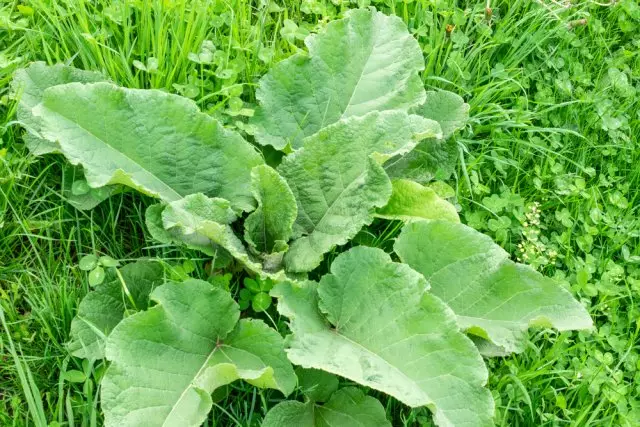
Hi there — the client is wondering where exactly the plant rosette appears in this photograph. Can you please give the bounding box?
[12,8,592,427]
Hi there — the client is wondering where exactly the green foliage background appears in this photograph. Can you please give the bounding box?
[0,0,638,425]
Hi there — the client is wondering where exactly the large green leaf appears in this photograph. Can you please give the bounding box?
[12,63,118,209]
[31,82,263,211]
[279,111,440,272]
[11,62,107,155]
[244,165,297,254]
[272,247,494,426]
[262,387,390,427]
[375,179,459,222]
[68,260,165,360]
[385,90,469,183]
[394,220,593,354]
[102,279,296,427]
[252,8,426,151]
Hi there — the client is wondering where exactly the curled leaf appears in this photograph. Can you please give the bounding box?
[252,8,426,150]
[395,220,593,354]
[273,247,494,426]
[102,279,296,427]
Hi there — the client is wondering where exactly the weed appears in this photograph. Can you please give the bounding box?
[1,0,638,426]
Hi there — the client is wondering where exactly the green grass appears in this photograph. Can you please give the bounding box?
[1,0,639,425]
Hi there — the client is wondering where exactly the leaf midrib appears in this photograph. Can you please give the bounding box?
[337,29,378,121]
[160,341,220,427]
[301,160,373,235]
[162,340,277,426]
[318,329,431,406]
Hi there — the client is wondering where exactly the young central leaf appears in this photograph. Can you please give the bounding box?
[244,165,297,254]
[145,202,231,268]
[101,279,295,427]
[31,82,263,211]
[252,8,426,150]
[394,220,593,354]
[272,247,495,427]
[154,193,281,278]
[279,111,440,272]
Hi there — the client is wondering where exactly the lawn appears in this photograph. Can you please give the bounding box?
[0,1,639,426]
